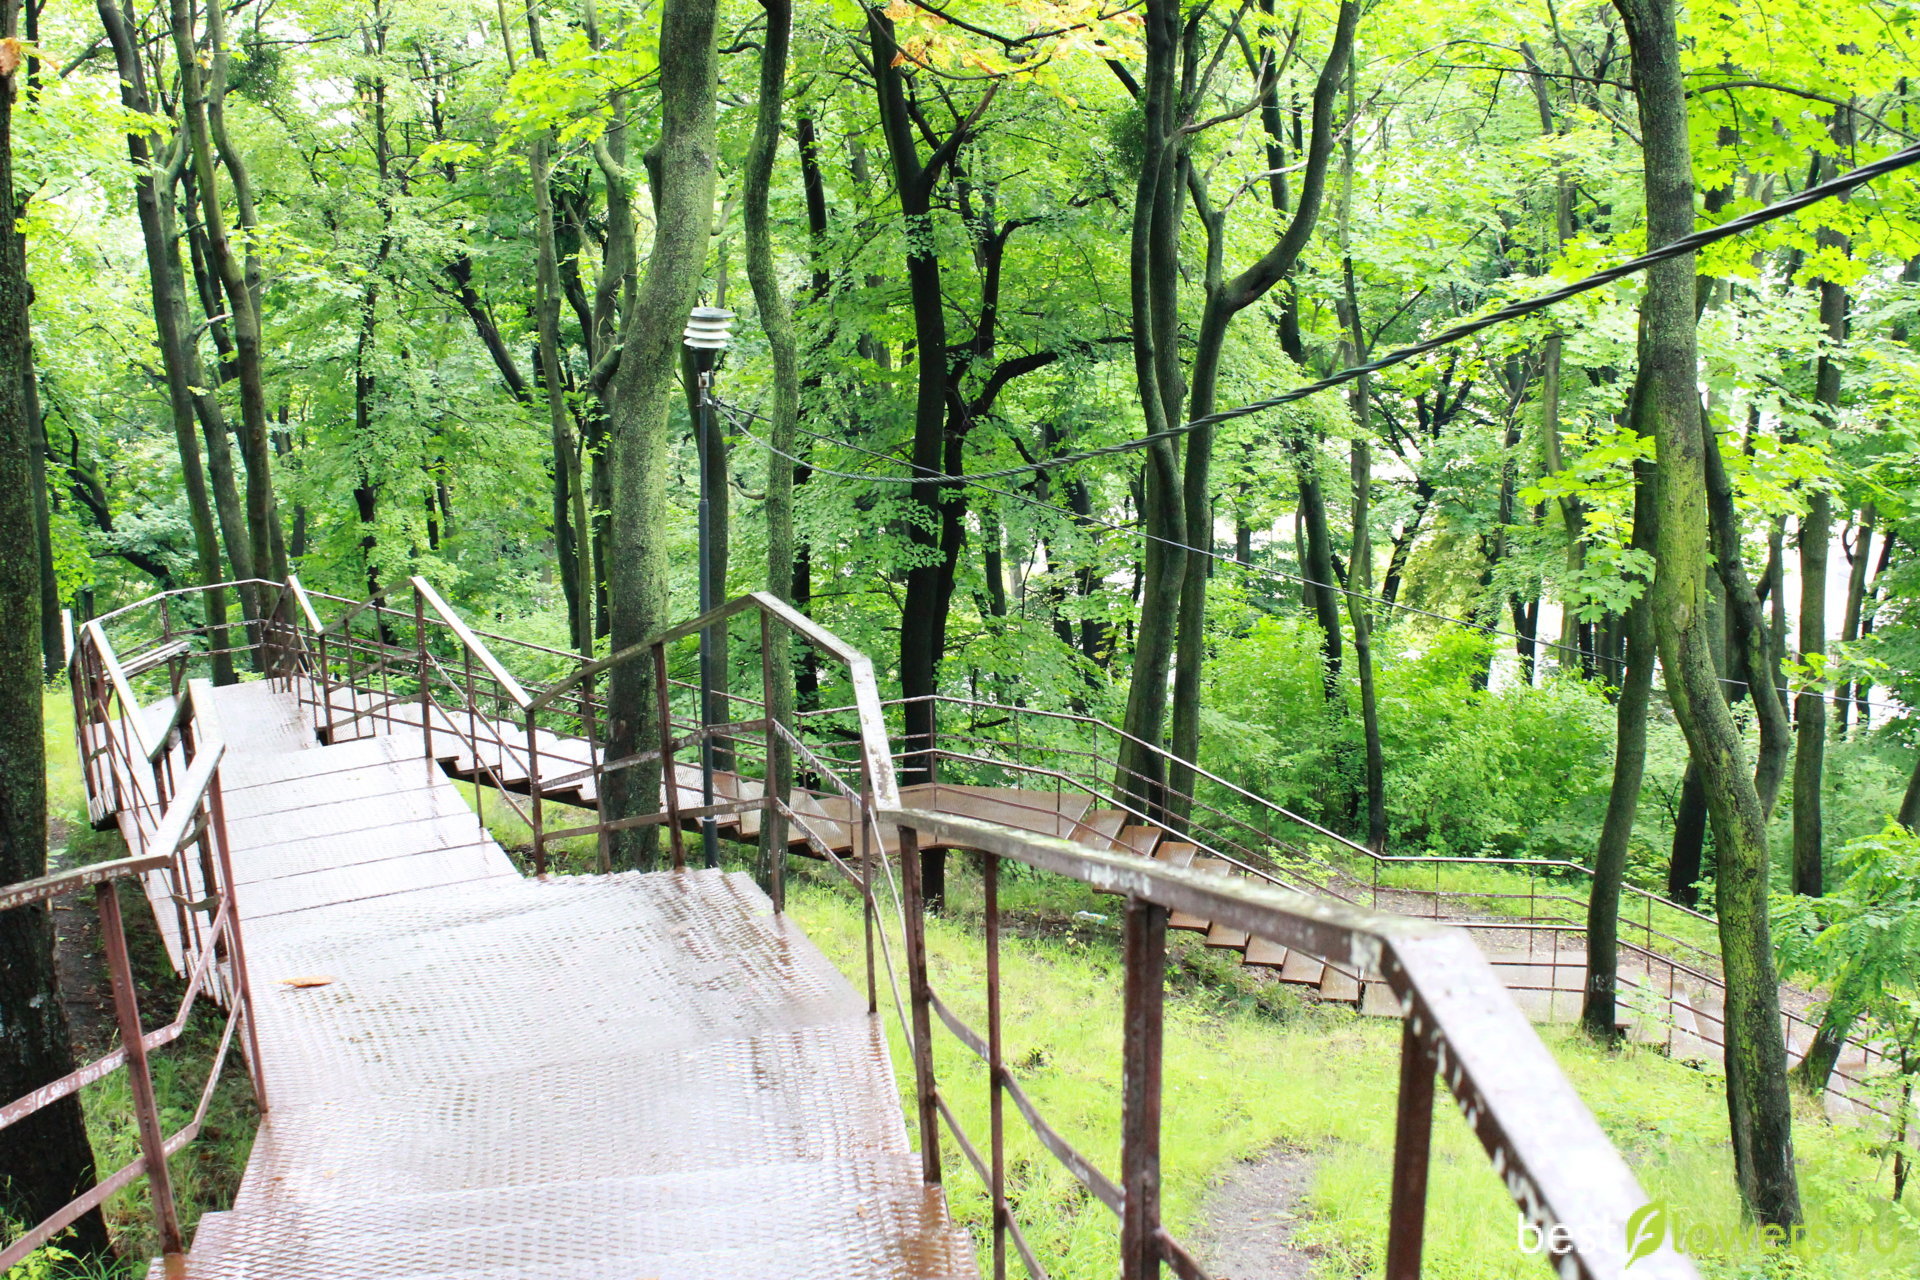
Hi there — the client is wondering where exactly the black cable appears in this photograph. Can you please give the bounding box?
[759,139,1920,488]
[724,400,1906,717]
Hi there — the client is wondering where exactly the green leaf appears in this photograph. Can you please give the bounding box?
[1624,1200,1669,1268]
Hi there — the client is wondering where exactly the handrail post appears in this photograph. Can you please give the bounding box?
[654,642,688,871]
[97,878,185,1260]
[1385,1018,1438,1280]
[415,590,433,776]
[1120,894,1167,1280]
[897,822,942,1187]
[527,707,546,876]
[317,629,332,742]
[760,610,787,909]
[207,773,269,1112]
[984,852,1008,1280]
[861,764,878,1015]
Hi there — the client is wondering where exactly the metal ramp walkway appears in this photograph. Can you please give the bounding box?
[102,675,971,1279]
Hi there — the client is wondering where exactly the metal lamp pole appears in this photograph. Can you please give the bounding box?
[683,307,733,870]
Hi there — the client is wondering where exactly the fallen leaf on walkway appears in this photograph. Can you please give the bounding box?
[281,976,335,988]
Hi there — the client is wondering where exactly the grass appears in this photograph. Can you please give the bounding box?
[786,858,1920,1280]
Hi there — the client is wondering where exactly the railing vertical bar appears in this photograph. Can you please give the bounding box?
[897,822,942,1186]
[206,771,269,1112]
[527,706,546,877]
[97,878,185,1259]
[415,591,433,776]
[655,642,688,871]
[861,762,878,1015]
[1384,1019,1438,1280]
[1120,895,1167,1280]
[984,853,1008,1280]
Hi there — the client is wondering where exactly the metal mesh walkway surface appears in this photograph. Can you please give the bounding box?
[160,680,974,1279]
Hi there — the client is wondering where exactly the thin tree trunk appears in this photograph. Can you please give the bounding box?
[25,344,59,675]
[100,0,234,682]
[1835,504,1874,738]
[169,0,284,586]
[603,0,719,869]
[1115,0,1187,823]
[1165,0,1356,819]
[1668,760,1708,906]
[1583,444,1656,1041]
[744,0,796,893]
[516,6,593,662]
[1794,213,1849,896]
[0,19,107,1244]
[1615,0,1801,1227]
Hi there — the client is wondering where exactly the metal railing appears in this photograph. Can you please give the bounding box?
[67,579,1698,1276]
[825,693,1891,1117]
[6,669,266,1272]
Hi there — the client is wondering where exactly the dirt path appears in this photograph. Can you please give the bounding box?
[1191,1146,1330,1280]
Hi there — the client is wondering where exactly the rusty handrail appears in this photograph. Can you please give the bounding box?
[883,807,1697,1280]
[408,576,533,710]
[5,677,266,1275]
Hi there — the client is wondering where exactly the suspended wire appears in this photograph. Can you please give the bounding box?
[767,139,1920,488]
[719,398,1907,718]
[710,138,1920,717]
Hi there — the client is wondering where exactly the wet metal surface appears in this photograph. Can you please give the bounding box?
[158,682,973,1279]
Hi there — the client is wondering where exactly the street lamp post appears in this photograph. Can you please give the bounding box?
[683,306,734,870]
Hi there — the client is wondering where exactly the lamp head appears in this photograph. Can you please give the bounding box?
[683,307,735,370]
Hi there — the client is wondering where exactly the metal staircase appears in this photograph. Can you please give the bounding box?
[0,576,1700,1279]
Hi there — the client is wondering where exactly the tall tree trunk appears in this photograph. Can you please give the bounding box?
[0,21,107,1246]
[178,176,256,622]
[868,8,968,816]
[99,0,235,682]
[1794,202,1849,896]
[744,0,796,894]
[1615,0,1801,1228]
[516,7,594,662]
[1293,452,1344,701]
[1115,0,1187,823]
[168,0,284,587]
[25,343,59,676]
[602,0,718,869]
[1165,0,1356,819]
[1583,444,1656,1041]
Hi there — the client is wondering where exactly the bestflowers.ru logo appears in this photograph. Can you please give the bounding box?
[1514,1200,1908,1266]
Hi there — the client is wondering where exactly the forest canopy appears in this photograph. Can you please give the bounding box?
[6,0,1920,1252]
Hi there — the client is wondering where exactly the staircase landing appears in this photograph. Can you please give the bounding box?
[162,681,971,1279]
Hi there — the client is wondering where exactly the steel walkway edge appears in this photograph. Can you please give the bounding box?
[147,681,972,1280]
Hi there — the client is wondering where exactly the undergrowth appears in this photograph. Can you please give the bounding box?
[787,860,1920,1280]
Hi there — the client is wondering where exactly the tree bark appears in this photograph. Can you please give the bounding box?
[0,20,107,1246]
[1114,0,1187,824]
[1614,0,1801,1228]
[1583,441,1656,1042]
[99,0,235,682]
[1668,759,1708,906]
[25,343,60,676]
[1793,214,1849,897]
[744,0,797,894]
[169,0,284,586]
[517,8,594,663]
[1835,505,1874,738]
[602,0,718,869]
[1165,0,1357,820]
